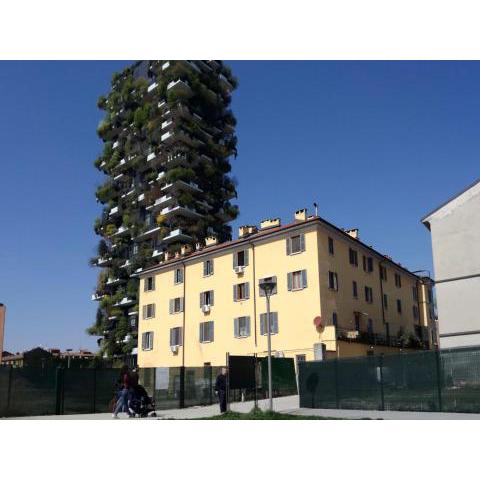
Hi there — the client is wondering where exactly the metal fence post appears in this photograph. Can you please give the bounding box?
[435,349,443,412]
[92,367,97,414]
[334,358,340,409]
[179,366,185,409]
[6,365,13,414]
[379,354,385,411]
[55,367,64,415]
[208,366,213,405]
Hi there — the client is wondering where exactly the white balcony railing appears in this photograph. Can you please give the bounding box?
[147,82,158,93]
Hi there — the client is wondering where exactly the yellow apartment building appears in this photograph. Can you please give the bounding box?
[136,209,436,368]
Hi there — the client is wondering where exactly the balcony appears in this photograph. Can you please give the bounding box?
[178,60,201,74]
[162,119,173,130]
[218,73,233,92]
[147,81,158,93]
[162,228,192,244]
[106,277,124,286]
[109,206,119,217]
[162,129,203,148]
[152,248,164,258]
[162,61,170,71]
[113,141,119,149]
[136,224,161,240]
[96,256,112,266]
[161,180,201,194]
[161,131,174,143]
[147,151,156,162]
[119,259,131,269]
[113,297,135,308]
[163,152,190,168]
[91,293,105,301]
[161,205,204,219]
[146,194,175,212]
[112,225,129,237]
[113,173,125,182]
[166,79,192,97]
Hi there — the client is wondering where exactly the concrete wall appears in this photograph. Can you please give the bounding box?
[427,182,480,347]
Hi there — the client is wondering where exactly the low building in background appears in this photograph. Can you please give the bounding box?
[137,208,436,368]
[1,347,53,368]
[0,304,5,364]
[422,178,480,348]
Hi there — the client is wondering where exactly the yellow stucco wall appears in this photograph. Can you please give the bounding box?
[137,218,435,368]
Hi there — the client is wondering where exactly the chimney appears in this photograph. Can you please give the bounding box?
[295,208,307,222]
[345,228,360,240]
[259,218,281,230]
[181,244,192,256]
[195,242,203,251]
[239,225,258,238]
[205,236,218,247]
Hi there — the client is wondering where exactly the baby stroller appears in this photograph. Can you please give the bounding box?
[128,384,157,418]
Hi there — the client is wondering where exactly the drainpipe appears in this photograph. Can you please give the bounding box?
[249,241,258,348]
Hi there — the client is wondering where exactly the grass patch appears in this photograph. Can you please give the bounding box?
[198,408,345,420]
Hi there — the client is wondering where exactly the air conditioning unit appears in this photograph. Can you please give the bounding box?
[234,265,245,274]
[170,345,179,354]
[202,304,211,313]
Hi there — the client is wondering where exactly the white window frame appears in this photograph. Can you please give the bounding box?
[174,268,184,285]
[142,332,154,351]
[234,316,251,338]
[199,321,214,343]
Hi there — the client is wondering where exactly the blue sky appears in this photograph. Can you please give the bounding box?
[0,61,477,352]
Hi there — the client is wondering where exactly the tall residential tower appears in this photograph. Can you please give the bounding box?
[89,61,239,357]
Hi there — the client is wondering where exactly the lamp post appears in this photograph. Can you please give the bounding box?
[259,277,277,411]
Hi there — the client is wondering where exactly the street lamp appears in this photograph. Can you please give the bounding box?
[259,276,277,411]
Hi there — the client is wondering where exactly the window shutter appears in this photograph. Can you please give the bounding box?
[169,329,173,346]
[169,299,173,314]
[302,270,308,288]
[234,318,239,337]
[200,292,204,308]
[272,312,278,334]
[203,261,208,276]
[259,284,265,297]
[210,290,214,306]
[210,322,214,342]
[141,333,145,350]
[286,238,291,255]
[152,304,156,317]
[246,316,251,336]
[273,276,277,294]
[287,272,293,291]
[300,234,305,252]
[152,277,155,290]
[179,327,183,346]
[260,314,265,335]
[142,305,146,319]
[179,269,184,283]
[180,297,184,312]
[233,253,238,268]
[144,279,148,292]
[244,249,249,266]
[233,284,237,301]
[199,323,203,342]
[210,261,214,275]
[245,283,250,299]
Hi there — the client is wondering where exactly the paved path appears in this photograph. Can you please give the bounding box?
[8,395,480,419]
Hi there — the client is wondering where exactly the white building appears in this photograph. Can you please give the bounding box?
[422,178,480,348]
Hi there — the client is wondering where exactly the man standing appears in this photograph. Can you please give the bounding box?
[215,367,228,414]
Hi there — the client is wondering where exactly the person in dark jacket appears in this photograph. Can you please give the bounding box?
[215,367,228,413]
[113,365,133,418]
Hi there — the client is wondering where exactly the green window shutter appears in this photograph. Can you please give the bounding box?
[169,328,174,346]
[169,299,174,314]
[286,238,292,255]
[287,272,293,291]
[272,276,277,294]
[302,270,308,288]
[245,316,251,336]
[234,318,239,337]
[300,234,305,252]
[210,321,214,342]
[199,323,203,342]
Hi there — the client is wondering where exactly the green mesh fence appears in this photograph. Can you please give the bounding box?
[259,357,297,397]
[299,346,480,413]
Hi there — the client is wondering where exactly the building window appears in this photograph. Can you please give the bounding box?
[199,321,214,343]
[385,322,390,337]
[354,312,361,331]
[141,332,154,351]
[328,271,339,291]
[363,256,374,273]
[144,276,155,292]
[288,270,308,291]
[170,327,183,347]
[332,312,338,327]
[169,297,184,314]
[286,234,305,255]
[234,316,251,338]
[383,293,388,310]
[352,281,358,298]
[380,265,387,281]
[413,305,419,320]
[259,276,277,296]
[365,286,373,303]
[174,268,184,285]
[397,299,402,314]
[260,312,279,335]
[142,303,156,319]
[412,286,418,301]
[233,249,249,268]
[233,282,250,301]
[200,290,214,307]
[349,248,358,266]
[328,237,334,255]
[203,259,214,276]
[367,318,373,334]
[395,273,402,288]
